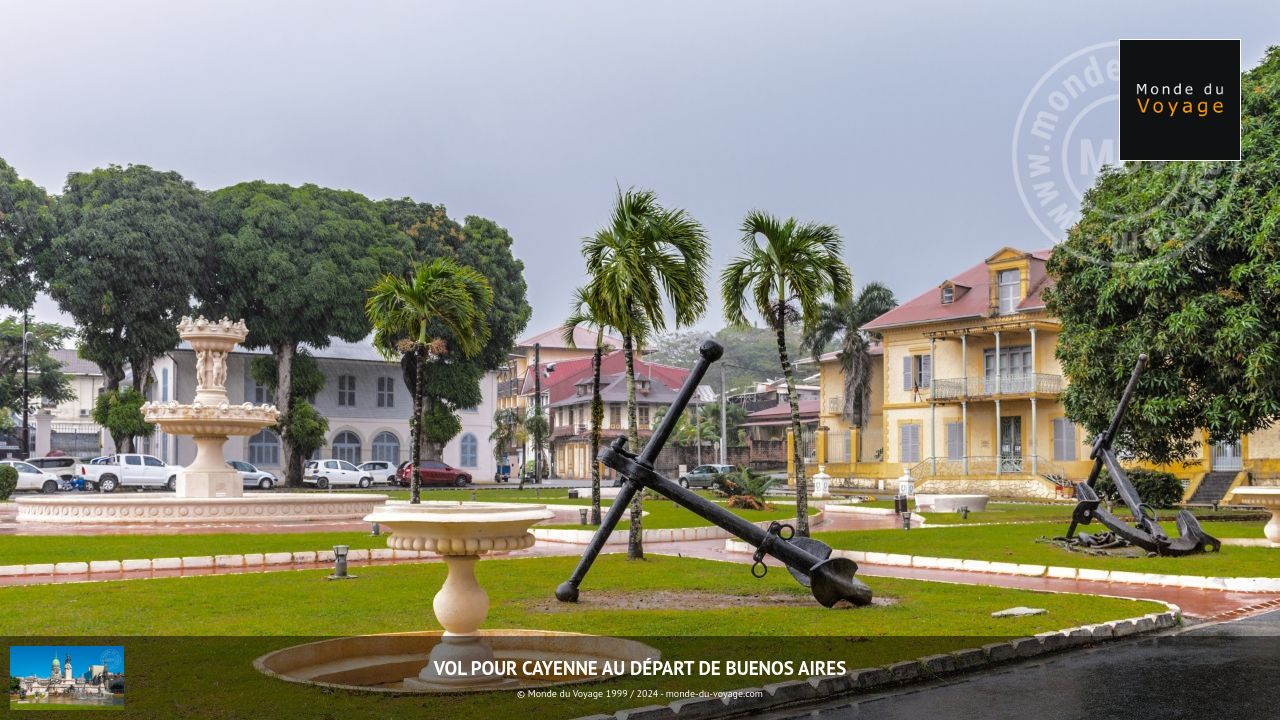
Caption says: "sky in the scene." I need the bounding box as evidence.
[3,0,1276,337]
[9,645,125,677]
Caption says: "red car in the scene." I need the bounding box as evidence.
[397,460,473,487]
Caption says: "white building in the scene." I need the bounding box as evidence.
[47,339,499,482]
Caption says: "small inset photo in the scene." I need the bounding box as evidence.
[7,645,125,711]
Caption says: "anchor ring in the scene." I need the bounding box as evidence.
[751,561,768,578]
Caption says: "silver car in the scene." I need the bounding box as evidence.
[227,460,276,490]
[678,463,735,489]
[358,460,398,485]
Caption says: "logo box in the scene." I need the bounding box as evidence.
[1119,39,1240,161]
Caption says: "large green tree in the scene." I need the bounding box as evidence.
[201,182,411,485]
[379,200,530,461]
[250,352,329,464]
[41,165,209,403]
[0,317,73,431]
[802,281,897,458]
[366,258,492,504]
[1047,48,1280,464]
[582,187,708,559]
[722,211,852,537]
[0,158,55,312]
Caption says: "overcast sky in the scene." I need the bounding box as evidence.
[4,1,1276,337]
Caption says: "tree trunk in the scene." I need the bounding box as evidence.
[623,334,643,560]
[590,344,603,525]
[410,346,426,504]
[130,355,155,397]
[274,343,303,487]
[776,320,809,537]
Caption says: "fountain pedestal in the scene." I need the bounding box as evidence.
[363,501,553,690]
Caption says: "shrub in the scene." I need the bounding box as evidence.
[714,468,776,511]
[0,464,17,501]
[1094,467,1183,508]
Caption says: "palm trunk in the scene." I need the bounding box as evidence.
[590,344,603,525]
[623,333,643,560]
[410,347,426,504]
[274,343,304,488]
[776,321,809,537]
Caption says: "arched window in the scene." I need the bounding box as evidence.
[460,433,478,468]
[371,431,400,464]
[332,431,362,464]
[248,429,281,466]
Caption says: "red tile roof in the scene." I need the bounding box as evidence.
[743,399,820,425]
[862,247,1053,331]
[520,349,690,404]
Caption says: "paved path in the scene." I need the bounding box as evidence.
[763,609,1280,720]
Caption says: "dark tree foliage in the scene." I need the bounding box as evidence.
[0,157,55,312]
[41,164,209,392]
[1047,48,1280,464]
[93,388,155,454]
[0,318,74,426]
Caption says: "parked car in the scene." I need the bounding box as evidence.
[79,454,180,492]
[227,460,275,490]
[678,464,735,489]
[358,460,398,485]
[0,459,62,494]
[23,456,79,481]
[397,460,472,487]
[304,459,374,489]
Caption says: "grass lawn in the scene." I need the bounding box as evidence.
[0,555,1163,719]
[540,498,799,530]
[0,531,387,566]
[9,701,124,711]
[854,500,1267,526]
[817,521,1277,577]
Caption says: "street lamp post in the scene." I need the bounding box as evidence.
[21,311,32,459]
[719,362,727,465]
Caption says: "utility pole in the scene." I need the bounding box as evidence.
[533,342,542,484]
[21,311,31,459]
[719,362,727,465]
[694,397,702,466]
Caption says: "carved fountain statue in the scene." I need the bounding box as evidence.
[16,317,387,525]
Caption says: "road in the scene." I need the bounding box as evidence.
[766,609,1280,720]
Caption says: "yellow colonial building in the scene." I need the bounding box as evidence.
[810,246,1280,502]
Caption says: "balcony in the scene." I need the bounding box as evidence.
[929,373,1064,402]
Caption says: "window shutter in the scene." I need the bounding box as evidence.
[920,355,932,388]
[902,356,913,390]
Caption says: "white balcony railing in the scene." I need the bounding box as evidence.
[930,373,1063,401]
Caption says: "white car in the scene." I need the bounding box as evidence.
[358,460,398,485]
[1,459,63,494]
[303,459,373,489]
[79,454,181,492]
[227,460,276,490]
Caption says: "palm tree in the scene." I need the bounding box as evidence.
[802,282,897,460]
[367,258,493,504]
[489,407,520,472]
[582,187,709,559]
[562,286,617,525]
[722,211,852,537]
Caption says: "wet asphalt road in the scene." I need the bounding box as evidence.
[770,610,1280,720]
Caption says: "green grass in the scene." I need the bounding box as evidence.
[9,701,124,711]
[0,531,386,565]
[817,521,1277,577]
[541,498,798,530]
[0,555,1163,719]
[854,500,1266,526]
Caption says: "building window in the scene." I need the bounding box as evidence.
[610,404,622,428]
[253,380,269,405]
[899,424,922,463]
[638,406,650,428]
[946,421,964,460]
[997,269,1021,314]
[941,286,954,304]
[332,430,362,464]
[371,431,400,464]
[460,433,478,468]
[1052,418,1078,461]
[337,375,356,407]
[248,429,281,466]
[901,354,931,391]
[161,368,170,402]
[376,376,395,408]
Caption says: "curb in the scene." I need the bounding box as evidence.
[578,606,1181,720]
[535,510,825,546]
[722,540,1280,593]
[0,547,433,580]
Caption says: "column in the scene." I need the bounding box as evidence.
[961,401,969,475]
[786,428,796,487]
[994,331,1001,478]
[961,334,969,476]
[930,337,937,475]
[816,427,828,465]
[1031,396,1038,475]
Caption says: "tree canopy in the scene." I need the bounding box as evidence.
[0,317,73,428]
[41,164,209,391]
[1046,47,1280,464]
[0,157,55,312]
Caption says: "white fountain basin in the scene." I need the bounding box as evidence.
[1227,487,1280,545]
[366,501,555,555]
[15,492,388,524]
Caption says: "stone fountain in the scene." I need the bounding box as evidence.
[255,501,659,692]
[15,317,387,525]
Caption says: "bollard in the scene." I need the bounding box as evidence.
[579,508,589,525]
[471,489,477,502]
[902,511,912,531]
[327,544,356,580]
[370,522,380,537]
[960,506,970,520]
